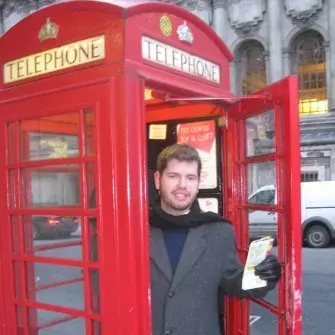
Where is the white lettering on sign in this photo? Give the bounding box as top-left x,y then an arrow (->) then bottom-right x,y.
4,35 -> 105,83
141,36 -> 221,84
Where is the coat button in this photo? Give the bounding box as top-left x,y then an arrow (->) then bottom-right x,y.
165,330 -> 172,335
168,291 -> 174,297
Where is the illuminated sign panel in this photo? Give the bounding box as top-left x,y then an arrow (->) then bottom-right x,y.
142,36 -> 220,84
4,35 -> 105,83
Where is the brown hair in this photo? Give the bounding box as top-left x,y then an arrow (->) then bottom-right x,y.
156,144 -> 202,176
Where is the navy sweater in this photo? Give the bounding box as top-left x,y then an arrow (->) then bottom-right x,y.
162,228 -> 189,273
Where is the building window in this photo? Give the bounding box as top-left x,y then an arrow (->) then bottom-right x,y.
301,171 -> 318,182
235,40 -> 267,95
291,30 -> 327,115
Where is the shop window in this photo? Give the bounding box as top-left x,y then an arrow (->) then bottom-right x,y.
235,40 -> 267,95
291,30 -> 328,115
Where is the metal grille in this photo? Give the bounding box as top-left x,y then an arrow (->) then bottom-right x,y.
301,171 -> 319,182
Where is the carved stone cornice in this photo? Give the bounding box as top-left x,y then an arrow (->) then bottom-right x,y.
0,0 -> 56,18
160,0 -> 212,11
284,0 -> 324,28
234,22 -> 261,36
227,0 -> 266,36
213,0 -> 227,9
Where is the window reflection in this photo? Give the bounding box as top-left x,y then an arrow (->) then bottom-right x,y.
247,162 -> 276,200
248,209 -> 278,241
20,165 -> 80,208
19,113 -> 79,161
246,110 -> 275,157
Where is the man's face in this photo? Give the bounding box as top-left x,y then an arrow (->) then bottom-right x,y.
154,158 -> 200,216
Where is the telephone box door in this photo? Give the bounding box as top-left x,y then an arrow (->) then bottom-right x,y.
0,84 -> 110,335
225,75 -> 302,335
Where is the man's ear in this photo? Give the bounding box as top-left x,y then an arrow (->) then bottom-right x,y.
153,171 -> 160,191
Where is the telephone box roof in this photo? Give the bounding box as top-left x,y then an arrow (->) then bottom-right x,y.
68,0 -> 233,61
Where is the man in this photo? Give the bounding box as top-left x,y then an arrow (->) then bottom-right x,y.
149,144 -> 281,335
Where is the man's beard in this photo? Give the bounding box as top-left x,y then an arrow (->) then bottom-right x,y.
161,191 -> 197,212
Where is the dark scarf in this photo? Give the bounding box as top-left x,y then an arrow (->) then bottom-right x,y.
149,198 -> 230,229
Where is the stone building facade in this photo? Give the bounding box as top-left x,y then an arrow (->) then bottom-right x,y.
1,0 -> 335,181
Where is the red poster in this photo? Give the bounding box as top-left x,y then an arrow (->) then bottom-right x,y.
177,120 -> 215,153
177,120 -> 217,189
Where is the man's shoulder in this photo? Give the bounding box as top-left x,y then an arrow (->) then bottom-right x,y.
206,217 -> 236,236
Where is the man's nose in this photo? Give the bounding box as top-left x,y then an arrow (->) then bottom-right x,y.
177,177 -> 187,188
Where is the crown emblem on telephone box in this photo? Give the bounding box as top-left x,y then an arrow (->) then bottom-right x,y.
177,21 -> 194,44
38,18 -> 59,41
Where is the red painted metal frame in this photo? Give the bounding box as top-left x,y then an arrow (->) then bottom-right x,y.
0,86 -> 106,335
0,214 -> 5,335
224,76 -> 302,335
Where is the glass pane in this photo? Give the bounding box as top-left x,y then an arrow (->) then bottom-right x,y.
13,261 -> 22,298
248,210 -> 278,241
15,305 -> 26,334
262,245 -> 279,306
92,320 -> 101,334
247,161 -> 276,201
19,113 -> 79,161
7,169 -> 17,208
88,217 -> 98,262
20,165 -> 80,208
90,268 -> 100,314
84,109 -> 95,156
7,122 -> 17,163
86,163 -> 96,208
246,110 -> 275,157
250,301 -> 279,334
32,234 -> 81,260
28,308 -> 86,335
22,215 -> 80,242
11,216 -> 21,254
28,263 -> 84,310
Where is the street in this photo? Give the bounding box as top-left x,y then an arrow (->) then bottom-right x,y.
32,235 -> 335,335
251,243 -> 335,335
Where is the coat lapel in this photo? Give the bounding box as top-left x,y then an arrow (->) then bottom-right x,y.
150,227 -> 172,281
170,224 -> 209,290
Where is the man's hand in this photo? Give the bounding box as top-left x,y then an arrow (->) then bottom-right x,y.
254,254 -> 281,289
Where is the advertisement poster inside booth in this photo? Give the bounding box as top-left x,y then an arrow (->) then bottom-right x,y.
177,120 -> 217,190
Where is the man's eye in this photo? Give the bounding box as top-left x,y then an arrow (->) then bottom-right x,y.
188,176 -> 197,181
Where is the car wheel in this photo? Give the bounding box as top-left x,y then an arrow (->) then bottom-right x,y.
305,225 -> 330,248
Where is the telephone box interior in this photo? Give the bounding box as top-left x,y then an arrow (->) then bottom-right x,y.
0,1 -> 302,335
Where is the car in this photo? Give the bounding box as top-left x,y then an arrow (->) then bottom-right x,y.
32,215 -> 79,239
248,181 -> 335,248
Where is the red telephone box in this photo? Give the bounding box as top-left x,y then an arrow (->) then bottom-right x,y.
0,1 -> 302,335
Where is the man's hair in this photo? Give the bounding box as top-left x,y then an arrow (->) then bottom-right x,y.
156,144 -> 202,176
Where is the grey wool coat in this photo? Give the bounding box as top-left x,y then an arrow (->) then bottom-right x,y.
150,221 -> 269,335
